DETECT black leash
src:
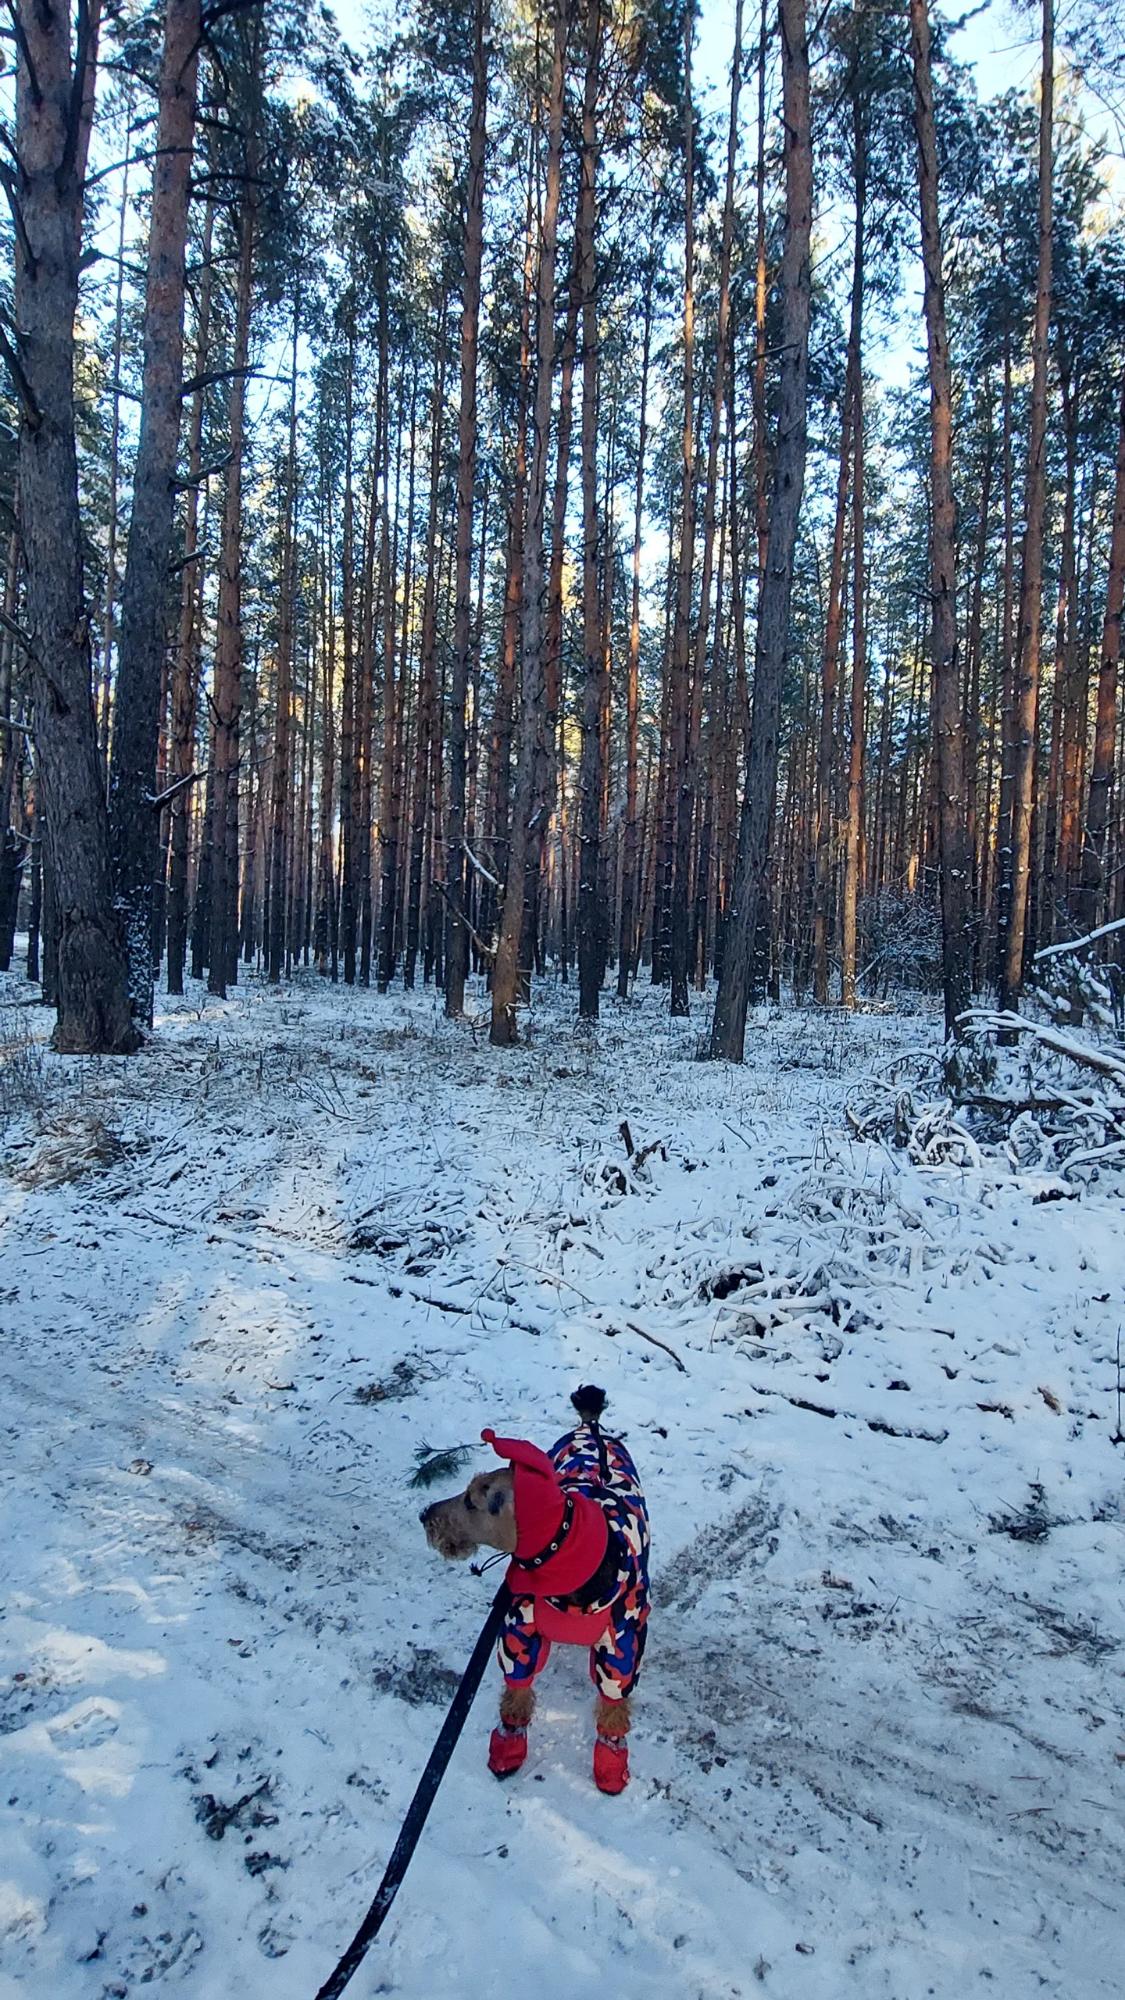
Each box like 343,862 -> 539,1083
314,1580 -> 512,2000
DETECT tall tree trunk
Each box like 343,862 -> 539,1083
1045,372 -> 1078,937
710,0 -> 811,1061
314,476 -> 338,976
617,248 -> 655,997
405,318 -> 447,988
681,0 -> 743,1011
109,0 -> 200,1023
1076,374 -> 1125,934
752,0 -> 771,582
490,0 -> 570,1046
267,294 -> 300,983
964,391 -> 993,975
840,87 -> 867,1011
208,134 -> 258,997
445,0 -> 489,1017
97,101 -> 133,775
378,362 -> 415,989
909,0 -> 972,1037
166,193 -> 214,995
811,392 -> 852,1004
10,1 -> 136,1053
339,333 -> 358,981
0,534 -> 20,844
577,0 -> 604,1022
667,3 -> 697,1018
999,0 -> 1053,1014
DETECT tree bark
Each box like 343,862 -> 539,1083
445,0 -> 489,1017
577,0 -> 604,1023
617,246 -> 655,997
710,0 -> 811,1061
208,158 -> 257,997
999,0 -> 1053,1014
490,0 -> 569,1046
667,2 -> 697,1018
109,0 -> 201,1023
680,0 -> 743,1013
1076,374 -> 1125,934
811,382 -> 852,1004
840,70 -> 866,1010
11,0 -> 136,1053
166,195 -> 214,995
405,319 -> 447,988
267,294 -> 300,983
908,0 -> 972,1037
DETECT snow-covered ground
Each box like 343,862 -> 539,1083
1,963 -> 1122,2000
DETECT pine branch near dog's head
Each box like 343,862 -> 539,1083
409,1442 -> 476,1489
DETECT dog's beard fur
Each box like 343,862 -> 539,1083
420,1468 -> 517,1561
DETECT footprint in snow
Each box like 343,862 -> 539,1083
46,1698 -> 120,1750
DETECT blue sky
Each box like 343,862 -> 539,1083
329,0 -> 1048,112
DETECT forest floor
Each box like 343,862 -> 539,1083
1,961 -> 1123,2000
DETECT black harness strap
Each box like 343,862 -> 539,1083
558,1519 -> 624,1613
313,1581 -> 512,2000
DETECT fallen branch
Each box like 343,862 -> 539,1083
745,1385 -> 947,1442
121,1207 -> 490,1324
963,1009 -> 1125,1086
1034,917 -> 1125,964
195,1776 -> 271,1841
608,1318 -> 689,1373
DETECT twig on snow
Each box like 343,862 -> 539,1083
744,1385 -> 946,1442
594,1318 -> 688,1373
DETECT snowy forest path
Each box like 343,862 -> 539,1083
2,975 -> 1124,1999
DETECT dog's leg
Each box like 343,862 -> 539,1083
593,1692 -> 631,1795
490,1598 -> 549,1780
489,1681 -> 535,1779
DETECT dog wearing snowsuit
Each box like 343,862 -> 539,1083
419,1387 -> 649,1793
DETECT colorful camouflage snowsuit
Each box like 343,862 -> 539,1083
498,1426 -> 650,1701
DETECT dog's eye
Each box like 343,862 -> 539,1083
464,1493 -> 476,1512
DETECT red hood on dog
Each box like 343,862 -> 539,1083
481,1428 -> 608,1597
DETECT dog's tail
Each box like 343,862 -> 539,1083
571,1384 -> 607,1427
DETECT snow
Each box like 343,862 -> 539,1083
1,964 -> 1123,1999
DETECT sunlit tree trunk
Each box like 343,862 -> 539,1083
444,0 -> 489,1017
1076,375 -> 1125,935
166,194 -> 214,995
1000,0 -> 1053,1013
208,144 -> 257,997
710,0 -> 811,1061
908,0 -> 972,1036
491,0 -> 569,1045
668,4 -> 697,1018
577,0 -> 605,1022
267,295 -> 300,983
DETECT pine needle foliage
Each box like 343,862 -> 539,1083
408,1442 -> 477,1489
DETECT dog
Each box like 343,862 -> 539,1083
420,1386 -> 649,1793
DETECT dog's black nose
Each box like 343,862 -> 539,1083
419,1506 -> 429,1525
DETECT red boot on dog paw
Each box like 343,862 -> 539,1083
488,1726 -> 528,1779
594,1734 -> 629,1794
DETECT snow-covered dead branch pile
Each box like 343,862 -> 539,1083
844,934 -> 1125,1184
